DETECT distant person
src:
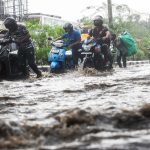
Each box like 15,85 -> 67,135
55,22 -> 82,68
3,17 -> 42,78
88,15 -> 113,69
110,33 -> 117,65
112,34 -> 128,68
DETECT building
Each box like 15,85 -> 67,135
0,1 -> 77,28
26,13 -> 71,26
0,0 -> 28,21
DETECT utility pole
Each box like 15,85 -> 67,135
13,0 -> 16,19
107,0 -> 113,27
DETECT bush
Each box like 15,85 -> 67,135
134,50 -> 146,60
25,20 -> 64,64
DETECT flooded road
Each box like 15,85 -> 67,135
1,64 -> 150,150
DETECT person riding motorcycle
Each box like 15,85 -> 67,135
3,17 -> 42,78
88,15 -> 113,69
56,23 -> 82,68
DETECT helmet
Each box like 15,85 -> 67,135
63,23 -> 73,33
3,17 -> 17,32
93,15 -> 103,27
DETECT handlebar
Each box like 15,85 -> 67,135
50,40 -> 68,48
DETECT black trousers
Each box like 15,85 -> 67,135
101,44 -> 113,67
117,50 -> 127,68
18,46 -> 41,76
72,48 -> 79,66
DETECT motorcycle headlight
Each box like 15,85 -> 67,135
82,45 -> 87,50
51,48 -> 59,53
83,44 -> 92,51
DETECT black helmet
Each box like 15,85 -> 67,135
3,17 -> 17,32
93,15 -> 103,27
63,23 -> 73,33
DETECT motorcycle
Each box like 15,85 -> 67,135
0,34 -> 21,79
48,39 -> 75,73
81,38 -> 105,70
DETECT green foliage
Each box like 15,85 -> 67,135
79,17 -> 93,27
25,20 -> 64,64
134,50 -> 146,60
109,6 -> 150,60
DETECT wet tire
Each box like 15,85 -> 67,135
10,61 -> 20,75
50,69 -> 55,73
94,54 -> 105,70
82,57 -> 94,69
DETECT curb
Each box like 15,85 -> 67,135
38,60 -> 150,72
127,60 -> 149,65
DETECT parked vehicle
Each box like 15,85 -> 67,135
0,38 -> 21,79
81,38 -> 105,70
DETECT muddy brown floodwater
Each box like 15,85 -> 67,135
1,64 -> 150,150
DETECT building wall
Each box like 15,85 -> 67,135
41,16 -> 67,26
0,0 -> 28,21
27,13 -> 70,26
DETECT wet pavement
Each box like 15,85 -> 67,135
0,64 -> 150,150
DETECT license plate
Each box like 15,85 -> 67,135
10,50 -> 18,55
81,52 -> 92,55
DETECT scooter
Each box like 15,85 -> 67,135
48,40 -> 65,72
48,39 -> 75,73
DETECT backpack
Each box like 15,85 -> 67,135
119,31 -> 138,56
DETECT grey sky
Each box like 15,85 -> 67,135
28,0 -> 150,21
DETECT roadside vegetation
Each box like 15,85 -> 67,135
26,19 -> 64,65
